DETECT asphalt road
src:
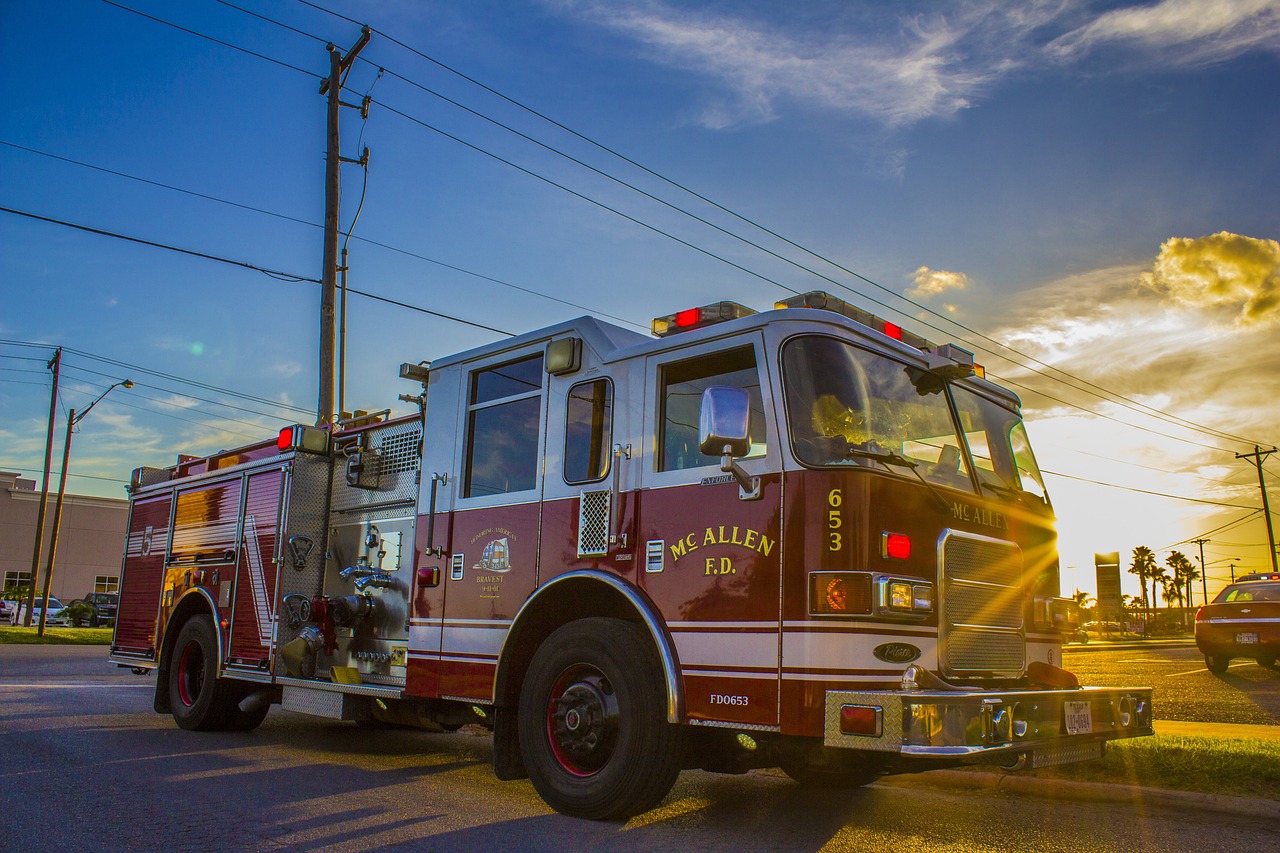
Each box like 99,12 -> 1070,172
1063,642 -> 1280,725
2,644 -> 1277,852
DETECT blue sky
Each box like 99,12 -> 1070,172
2,0 -> 1278,599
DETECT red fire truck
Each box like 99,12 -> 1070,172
111,291 -> 1152,819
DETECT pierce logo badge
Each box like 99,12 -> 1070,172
873,642 -> 921,664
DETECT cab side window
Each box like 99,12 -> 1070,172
659,346 -> 765,471
565,378 -> 613,484
464,353 -> 544,497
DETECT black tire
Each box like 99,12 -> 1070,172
518,618 -> 682,820
1257,656 -> 1276,668
168,616 -> 240,731
1205,654 -> 1230,674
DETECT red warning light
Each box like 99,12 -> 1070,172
277,427 -> 294,451
883,322 -> 903,341
675,307 -> 701,328
883,532 -> 911,560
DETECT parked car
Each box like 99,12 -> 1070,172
65,592 -> 119,627
11,597 -> 70,627
1195,578 -> 1280,672
1082,621 -> 1123,634
0,598 -> 17,623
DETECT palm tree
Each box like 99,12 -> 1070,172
1128,546 -> 1156,617
1150,562 -> 1171,611
1073,589 -> 1095,610
1167,551 -> 1196,609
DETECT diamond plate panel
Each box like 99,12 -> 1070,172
330,419 -> 423,521
824,691 -> 904,751
274,455 -> 331,677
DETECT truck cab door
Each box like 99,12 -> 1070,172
637,333 -> 784,728
411,347 -> 549,701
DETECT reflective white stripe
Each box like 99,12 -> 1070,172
440,624 -> 508,657
674,631 -> 778,668
782,631 -> 937,671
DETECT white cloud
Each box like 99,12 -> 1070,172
553,1 -> 1280,127
1048,0 -> 1280,65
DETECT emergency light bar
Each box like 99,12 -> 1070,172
652,301 -> 756,337
776,291 -> 984,377
775,291 -> 931,350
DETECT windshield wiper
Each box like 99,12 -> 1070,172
846,446 -> 950,511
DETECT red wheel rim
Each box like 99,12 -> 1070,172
176,640 -> 204,708
545,663 -> 619,777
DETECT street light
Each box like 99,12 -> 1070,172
36,379 -> 133,636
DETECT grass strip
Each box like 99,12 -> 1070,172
0,626 -> 113,645
1018,734 -> 1280,800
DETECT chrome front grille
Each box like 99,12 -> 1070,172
939,531 -> 1025,678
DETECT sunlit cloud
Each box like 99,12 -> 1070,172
978,244 -> 1280,596
1048,0 -> 1280,65
910,266 -> 970,299
1139,232 -> 1280,326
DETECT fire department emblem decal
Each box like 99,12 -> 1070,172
473,536 -> 512,572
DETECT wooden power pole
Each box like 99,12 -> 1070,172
318,27 -> 370,426
1236,446 -> 1278,574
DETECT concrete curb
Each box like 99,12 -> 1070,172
874,769 -> 1280,820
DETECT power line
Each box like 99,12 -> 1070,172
0,207 -> 513,336
0,139 -> 647,331
0,207 -> 318,283
1041,468 -> 1259,510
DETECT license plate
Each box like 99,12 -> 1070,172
1236,632 -> 1258,644
1064,700 -> 1093,735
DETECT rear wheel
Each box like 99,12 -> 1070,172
168,616 -> 240,731
518,618 -> 682,820
1205,654 -> 1230,673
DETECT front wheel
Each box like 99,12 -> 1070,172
1257,656 -> 1276,668
1205,654 -> 1230,673
518,618 -> 682,820
168,616 -> 240,731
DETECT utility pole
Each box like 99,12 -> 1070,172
317,26 -> 371,426
23,347 -> 61,627
1192,537 -> 1209,607
1236,445 -> 1278,573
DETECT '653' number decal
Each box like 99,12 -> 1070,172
828,488 -> 843,552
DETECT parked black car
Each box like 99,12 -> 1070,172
67,592 -> 119,627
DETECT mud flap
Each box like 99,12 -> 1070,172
153,665 -> 171,714
491,705 -> 527,781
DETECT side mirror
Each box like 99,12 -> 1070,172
699,386 -> 751,457
698,386 -> 760,501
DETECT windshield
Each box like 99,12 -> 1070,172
1215,583 -> 1280,603
950,385 -> 1049,503
781,336 -> 1049,503
781,336 -> 973,491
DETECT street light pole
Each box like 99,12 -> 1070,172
35,380 -> 132,636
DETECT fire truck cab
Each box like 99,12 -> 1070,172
111,291 -> 1152,819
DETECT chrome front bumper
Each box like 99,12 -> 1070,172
824,684 -> 1153,768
